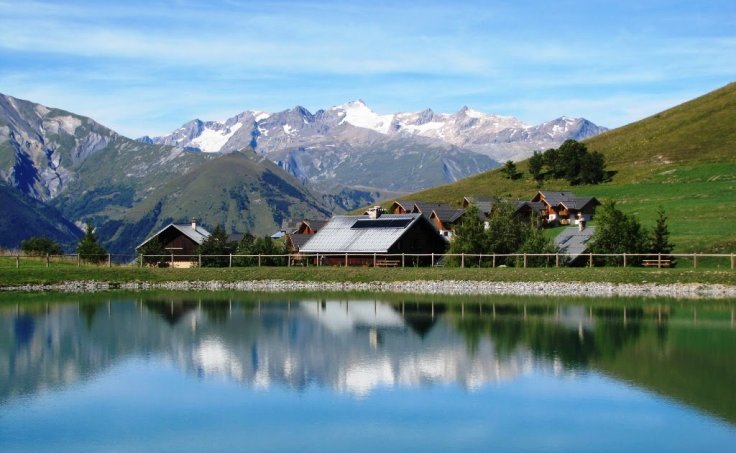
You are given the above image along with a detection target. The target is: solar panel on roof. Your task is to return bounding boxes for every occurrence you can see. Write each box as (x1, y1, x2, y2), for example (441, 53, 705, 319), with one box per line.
(351, 218, 413, 229)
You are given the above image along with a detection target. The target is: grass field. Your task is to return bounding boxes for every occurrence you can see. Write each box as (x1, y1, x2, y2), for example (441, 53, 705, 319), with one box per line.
(402, 83, 736, 254)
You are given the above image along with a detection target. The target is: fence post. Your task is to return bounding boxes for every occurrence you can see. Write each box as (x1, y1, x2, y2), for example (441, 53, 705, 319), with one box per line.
(373, 253, 377, 267)
(431, 253, 434, 267)
(108, 253, 112, 268)
(523, 253, 527, 268)
(461, 253, 465, 268)
(732, 254, 735, 270)
(258, 254, 261, 267)
(492, 254, 496, 268)
(555, 253, 559, 268)
(658, 253, 662, 269)
(589, 253, 593, 268)
(199, 254, 202, 267)
(402, 253, 405, 268)
(16, 255, 19, 269)
(693, 253, 698, 269)
(47, 254, 50, 268)
(140, 254, 143, 268)
(77, 253, 80, 267)
(623, 253, 627, 268)
(345, 253, 348, 267)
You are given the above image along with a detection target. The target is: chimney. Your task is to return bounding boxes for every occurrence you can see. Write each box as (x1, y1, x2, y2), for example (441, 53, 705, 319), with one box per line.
(367, 206, 384, 219)
(191, 217, 198, 231)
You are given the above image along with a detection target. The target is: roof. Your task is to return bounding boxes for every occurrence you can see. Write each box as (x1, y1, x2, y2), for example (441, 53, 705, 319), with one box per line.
(464, 196, 494, 214)
(430, 207, 466, 225)
(302, 219, 328, 232)
(300, 213, 425, 253)
(554, 226, 597, 262)
(558, 197, 599, 211)
(136, 223, 211, 250)
(391, 200, 420, 213)
(286, 233, 312, 251)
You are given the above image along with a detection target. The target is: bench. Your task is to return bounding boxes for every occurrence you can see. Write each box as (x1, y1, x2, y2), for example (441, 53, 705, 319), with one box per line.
(642, 259, 672, 268)
(375, 259, 400, 267)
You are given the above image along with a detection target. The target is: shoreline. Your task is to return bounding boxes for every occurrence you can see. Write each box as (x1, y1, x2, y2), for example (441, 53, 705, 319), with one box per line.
(3, 279, 736, 299)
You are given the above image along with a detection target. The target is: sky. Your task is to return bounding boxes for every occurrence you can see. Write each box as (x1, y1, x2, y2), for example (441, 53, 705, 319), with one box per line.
(1, 0, 734, 138)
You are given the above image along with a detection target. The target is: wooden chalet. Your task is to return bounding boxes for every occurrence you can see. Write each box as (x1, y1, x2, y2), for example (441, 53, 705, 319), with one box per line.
(136, 218, 211, 267)
(531, 191, 599, 226)
(428, 206, 466, 239)
(463, 195, 544, 225)
(285, 218, 329, 264)
(300, 209, 447, 266)
(389, 200, 420, 214)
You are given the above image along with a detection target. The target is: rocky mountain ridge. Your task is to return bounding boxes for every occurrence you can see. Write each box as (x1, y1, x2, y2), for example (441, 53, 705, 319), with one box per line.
(145, 100, 607, 169)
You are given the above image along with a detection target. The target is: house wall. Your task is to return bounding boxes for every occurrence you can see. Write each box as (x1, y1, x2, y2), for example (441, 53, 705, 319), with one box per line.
(157, 227, 200, 261)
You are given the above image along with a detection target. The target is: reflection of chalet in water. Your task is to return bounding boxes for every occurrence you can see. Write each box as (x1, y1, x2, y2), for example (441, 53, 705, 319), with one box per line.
(300, 207, 447, 266)
(135, 218, 210, 267)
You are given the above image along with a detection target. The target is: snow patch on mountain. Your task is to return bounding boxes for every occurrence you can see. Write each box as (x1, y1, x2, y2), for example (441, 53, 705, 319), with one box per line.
(333, 100, 393, 134)
(191, 122, 243, 153)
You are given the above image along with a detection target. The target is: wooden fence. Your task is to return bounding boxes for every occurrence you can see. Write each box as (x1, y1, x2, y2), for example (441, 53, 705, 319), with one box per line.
(2, 252, 735, 269)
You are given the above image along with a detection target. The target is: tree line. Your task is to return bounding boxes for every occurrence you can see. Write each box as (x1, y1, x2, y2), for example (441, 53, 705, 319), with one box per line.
(502, 139, 607, 185)
(447, 200, 673, 267)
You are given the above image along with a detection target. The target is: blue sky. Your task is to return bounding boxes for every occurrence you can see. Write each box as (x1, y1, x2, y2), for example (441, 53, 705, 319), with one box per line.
(1, 0, 734, 137)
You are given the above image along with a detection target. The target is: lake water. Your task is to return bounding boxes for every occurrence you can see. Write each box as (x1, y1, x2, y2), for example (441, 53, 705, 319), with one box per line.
(1, 293, 735, 452)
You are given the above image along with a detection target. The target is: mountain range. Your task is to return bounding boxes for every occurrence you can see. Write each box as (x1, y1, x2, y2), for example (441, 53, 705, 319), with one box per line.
(141, 100, 606, 192)
(1, 92, 606, 254)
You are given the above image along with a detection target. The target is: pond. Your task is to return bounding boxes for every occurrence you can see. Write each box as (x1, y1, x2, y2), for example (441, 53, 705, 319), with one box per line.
(1, 293, 735, 451)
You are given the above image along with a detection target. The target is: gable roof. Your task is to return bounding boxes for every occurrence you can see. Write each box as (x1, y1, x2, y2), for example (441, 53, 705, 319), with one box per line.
(136, 223, 211, 250)
(286, 233, 312, 251)
(390, 200, 420, 213)
(554, 226, 597, 262)
(463, 196, 494, 214)
(300, 213, 428, 253)
(430, 206, 466, 224)
(558, 197, 599, 211)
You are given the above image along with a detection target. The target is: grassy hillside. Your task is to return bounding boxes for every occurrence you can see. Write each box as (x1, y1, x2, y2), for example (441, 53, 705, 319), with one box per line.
(93, 150, 332, 255)
(404, 83, 736, 253)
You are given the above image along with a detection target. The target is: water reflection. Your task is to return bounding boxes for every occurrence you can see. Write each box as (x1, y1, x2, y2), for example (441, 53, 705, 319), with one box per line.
(1, 296, 735, 423)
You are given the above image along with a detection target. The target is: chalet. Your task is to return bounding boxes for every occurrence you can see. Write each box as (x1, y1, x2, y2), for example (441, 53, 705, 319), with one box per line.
(531, 191, 599, 226)
(428, 207, 466, 239)
(463, 195, 544, 225)
(300, 208, 447, 266)
(554, 224, 597, 265)
(285, 218, 329, 265)
(389, 200, 420, 214)
(136, 218, 211, 267)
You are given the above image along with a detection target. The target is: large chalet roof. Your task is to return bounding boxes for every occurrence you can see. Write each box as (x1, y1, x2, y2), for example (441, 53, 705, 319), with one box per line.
(301, 213, 426, 254)
(136, 223, 211, 250)
(555, 226, 597, 262)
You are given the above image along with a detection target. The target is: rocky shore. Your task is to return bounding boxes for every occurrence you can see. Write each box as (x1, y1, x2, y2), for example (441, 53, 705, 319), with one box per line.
(3, 279, 736, 299)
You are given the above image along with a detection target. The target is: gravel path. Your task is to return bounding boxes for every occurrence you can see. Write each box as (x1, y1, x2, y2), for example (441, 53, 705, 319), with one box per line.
(3, 279, 736, 299)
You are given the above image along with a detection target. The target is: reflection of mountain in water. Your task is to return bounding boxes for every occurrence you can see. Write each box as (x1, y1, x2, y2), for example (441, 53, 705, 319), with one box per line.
(1, 298, 734, 424)
(0, 299, 534, 402)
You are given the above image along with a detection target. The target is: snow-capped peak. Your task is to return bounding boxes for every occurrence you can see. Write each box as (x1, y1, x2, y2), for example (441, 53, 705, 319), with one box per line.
(331, 100, 393, 134)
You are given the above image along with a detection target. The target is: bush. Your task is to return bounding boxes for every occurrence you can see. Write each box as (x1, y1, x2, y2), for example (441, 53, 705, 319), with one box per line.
(21, 236, 62, 256)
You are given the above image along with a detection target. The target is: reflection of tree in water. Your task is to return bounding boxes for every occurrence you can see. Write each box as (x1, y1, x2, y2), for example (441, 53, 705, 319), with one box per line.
(389, 302, 446, 338)
(143, 300, 199, 325)
(451, 303, 645, 369)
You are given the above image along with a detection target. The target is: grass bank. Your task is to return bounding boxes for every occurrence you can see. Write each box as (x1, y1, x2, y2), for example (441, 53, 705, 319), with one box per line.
(1, 266, 735, 288)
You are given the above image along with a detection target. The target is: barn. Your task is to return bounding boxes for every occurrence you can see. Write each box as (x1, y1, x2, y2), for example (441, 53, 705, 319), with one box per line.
(300, 209, 447, 266)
